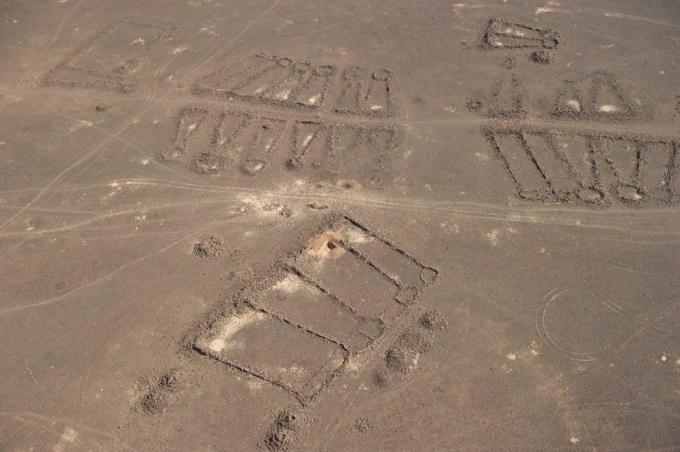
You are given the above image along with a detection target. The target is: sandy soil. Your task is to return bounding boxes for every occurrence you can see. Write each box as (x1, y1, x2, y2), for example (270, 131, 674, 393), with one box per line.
(1, 0, 680, 450)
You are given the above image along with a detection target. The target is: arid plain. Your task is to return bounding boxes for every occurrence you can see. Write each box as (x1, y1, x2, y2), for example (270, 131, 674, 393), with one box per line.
(1, 0, 680, 450)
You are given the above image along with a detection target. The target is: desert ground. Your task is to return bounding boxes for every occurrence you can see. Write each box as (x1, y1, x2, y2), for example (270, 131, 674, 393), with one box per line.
(1, 0, 680, 450)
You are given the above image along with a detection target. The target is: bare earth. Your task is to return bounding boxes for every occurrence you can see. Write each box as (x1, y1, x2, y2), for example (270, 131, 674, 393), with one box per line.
(1, 0, 680, 450)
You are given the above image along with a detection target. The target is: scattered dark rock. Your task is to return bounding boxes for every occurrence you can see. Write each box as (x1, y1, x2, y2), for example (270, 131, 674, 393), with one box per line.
(158, 369, 184, 392)
(385, 346, 416, 373)
(190, 152, 225, 175)
(500, 57, 516, 69)
(275, 410, 299, 431)
(285, 158, 301, 170)
(398, 328, 434, 354)
(263, 203, 292, 217)
(139, 368, 188, 415)
(373, 368, 390, 387)
(193, 235, 224, 258)
(264, 428, 289, 451)
(339, 179, 361, 190)
(140, 390, 166, 415)
(531, 49, 553, 65)
(355, 417, 372, 433)
(419, 310, 447, 331)
(466, 99, 484, 112)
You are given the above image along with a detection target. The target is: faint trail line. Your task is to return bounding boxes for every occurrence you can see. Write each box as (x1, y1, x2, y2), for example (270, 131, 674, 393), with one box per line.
(0, 199, 242, 238)
(0, 0, 282, 232)
(3, 179, 679, 238)
(567, 22, 680, 62)
(594, 356, 680, 422)
(0, 217, 235, 316)
(0, 412, 137, 452)
(0, 205, 100, 216)
(12, 82, 680, 136)
(0, 0, 82, 113)
(570, 4, 680, 29)
(39, 99, 205, 186)
(47, 0, 83, 49)
(0, 236, 29, 259)
(2, 413, 92, 449)
(3, 175, 679, 218)
(535, 281, 597, 363)
(23, 358, 42, 391)
(0, 111, 156, 231)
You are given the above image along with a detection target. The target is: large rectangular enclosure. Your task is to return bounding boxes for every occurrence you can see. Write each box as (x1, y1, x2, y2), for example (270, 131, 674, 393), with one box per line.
(193, 216, 438, 402)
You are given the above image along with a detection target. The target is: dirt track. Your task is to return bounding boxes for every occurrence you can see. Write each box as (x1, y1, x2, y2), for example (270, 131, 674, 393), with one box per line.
(1, 0, 680, 450)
